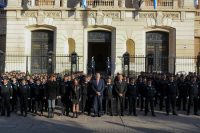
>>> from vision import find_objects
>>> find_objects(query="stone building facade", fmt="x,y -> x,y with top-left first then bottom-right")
0,0 -> 198,75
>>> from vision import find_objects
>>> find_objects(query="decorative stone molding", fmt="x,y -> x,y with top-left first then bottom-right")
140,11 -> 180,27
96,10 -> 104,25
22,11 -> 61,18
79,11 -> 120,19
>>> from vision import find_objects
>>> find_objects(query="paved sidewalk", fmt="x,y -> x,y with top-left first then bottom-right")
0,111 -> 200,133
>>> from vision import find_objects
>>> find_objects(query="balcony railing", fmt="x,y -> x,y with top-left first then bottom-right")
86,0 -> 114,7
25,0 -> 55,7
144,0 -> 174,8
35,0 -> 55,6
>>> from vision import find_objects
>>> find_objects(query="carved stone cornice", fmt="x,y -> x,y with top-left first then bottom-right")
22,11 -> 61,18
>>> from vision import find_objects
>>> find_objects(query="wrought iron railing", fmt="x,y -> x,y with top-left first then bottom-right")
144,0 -> 174,8
86,0 -> 114,7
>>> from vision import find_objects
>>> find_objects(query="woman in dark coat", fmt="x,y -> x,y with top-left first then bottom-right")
71,78 -> 82,118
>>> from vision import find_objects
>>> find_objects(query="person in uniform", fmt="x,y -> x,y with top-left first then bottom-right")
127,77 -> 138,116
91,73 -> 104,117
11,77 -> 20,112
165,75 -> 178,116
81,76 -> 89,114
137,76 -> 146,111
0,77 -> 13,117
159,74 -> 168,111
104,77 -> 113,116
29,78 -> 36,113
71,78 -> 82,118
144,79 -> 156,117
18,79 -> 30,117
34,79 -> 41,115
177,75 -> 187,111
114,74 -> 127,116
38,79 -> 46,116
187,76 -> 199,115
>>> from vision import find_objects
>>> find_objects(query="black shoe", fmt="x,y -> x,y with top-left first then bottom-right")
76,112 -> 78,118
98,113 -> 101,117
194,113 -> 199,116
72,113 -> 75,118
1,113 -> 5,116
24,114 -> 27,117
7,114 -> 10,117
152,114 -> 156,117
134,114 -> 137,116
173,112 -> 178,116
166,113 -> 169,116
144,113 -> 147,116
121,113 -> 124,116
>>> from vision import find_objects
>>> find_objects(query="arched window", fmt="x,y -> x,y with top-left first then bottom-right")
126,39 -> 135,63
68,38 -> 75,55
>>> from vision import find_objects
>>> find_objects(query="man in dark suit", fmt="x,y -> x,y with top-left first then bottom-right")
91,73 -> 104,117
114,74 -> 127,116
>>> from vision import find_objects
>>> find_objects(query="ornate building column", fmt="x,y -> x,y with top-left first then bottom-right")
114,0 -> 119,7
61,0 -> 67,7
55,0 -> 61,7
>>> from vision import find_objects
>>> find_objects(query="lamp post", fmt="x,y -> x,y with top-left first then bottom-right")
47,51 -> 54,75
123,52 -> 130,77
71,52 -> 78,76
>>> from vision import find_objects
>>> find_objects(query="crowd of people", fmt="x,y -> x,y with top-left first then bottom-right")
0,71 -> 200,118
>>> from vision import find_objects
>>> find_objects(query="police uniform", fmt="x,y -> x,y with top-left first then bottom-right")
0,80 -> 13,116
127,82 -> 138,116
144,83 -> 156,116
187,81 -> 199,115
104,83 -> 114,116
165,80 -> 178,115
18,82 -> 30,117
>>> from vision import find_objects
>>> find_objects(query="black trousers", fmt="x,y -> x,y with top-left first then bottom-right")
116,96 -> 125,114
20,97 -> 28,115
145,98 -> 155,115
166,96 -> 176,113
105,97 -> 113,115
128,97 -> 137,115
81,96 -> 87,113
177,95 -> 187,110
140,96 -> 144,111
187,96 -> 198,114
159,94 -> 164,110
1,96 -> 10,116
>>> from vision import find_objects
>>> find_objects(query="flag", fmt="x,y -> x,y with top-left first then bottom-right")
0,0 -> 7,8
195,0 -> 198,7
153,0 -> 157,9
82,0 -> 87,9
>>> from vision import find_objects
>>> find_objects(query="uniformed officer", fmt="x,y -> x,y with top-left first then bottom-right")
144,79 -> 156,117
11,77 -> 20,112
159,74 -> 168,111
104,77 -> 114,116
127,77 -> 138,116
18,79 -> 30,117
187,76 -> 199,115
0,77 -> 13,117
177,75 -> 187,111
137,77 -> 146,111
165,75 -> 178,116
114,74 -> 127,116
81,76 -> 89,114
